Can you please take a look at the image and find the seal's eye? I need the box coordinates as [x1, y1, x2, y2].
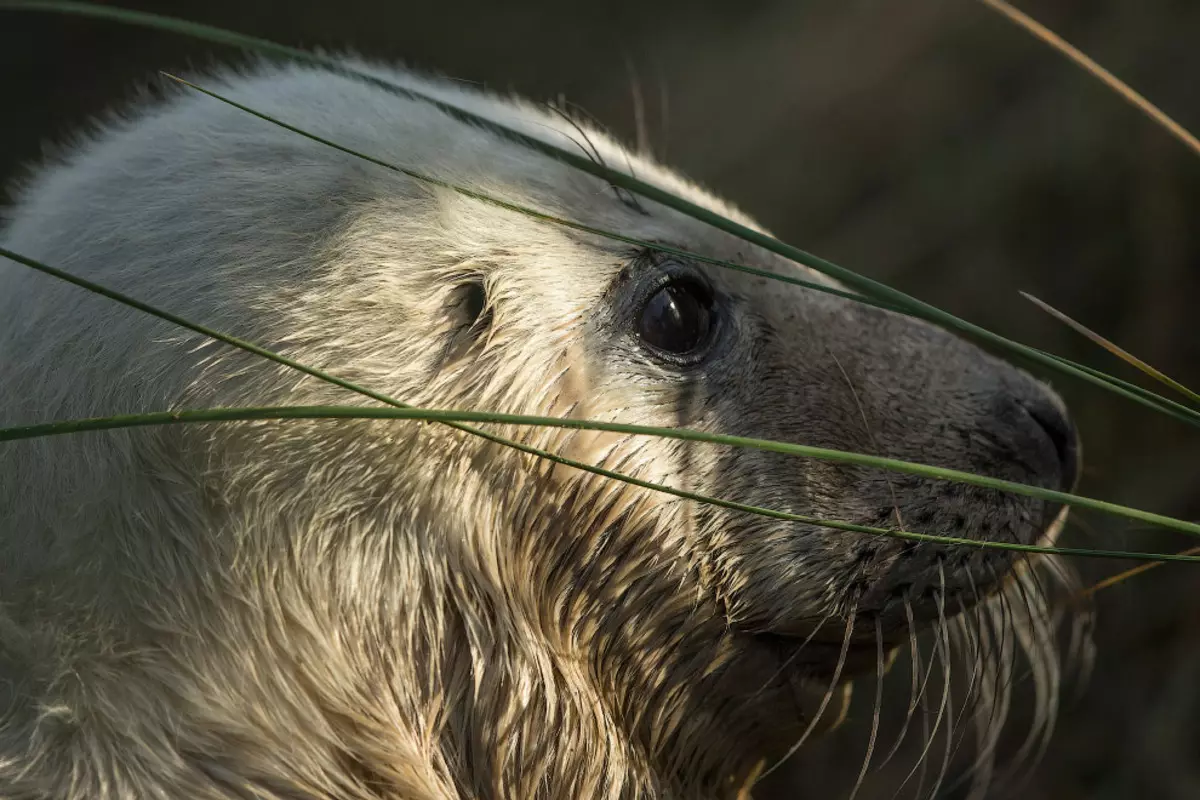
[638, 278, 716, 358]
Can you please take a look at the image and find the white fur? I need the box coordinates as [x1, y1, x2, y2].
[0, 59, 1078, 799]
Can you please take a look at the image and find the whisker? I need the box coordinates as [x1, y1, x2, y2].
[756, 604, 858, 782]
[655, 65, 671, 160]
[891, 592, 951, 799]
[543, 101, 646, 213]
[958, 566, 1019, 798]
[1044, 555, 1097, 693]
[944, 597, 985, 772]
[963, 569, 998, 669]
[968, 571, 1011, 764]
[1067, 609, 1097, 699]
[946, 602, 1000, 799]
[994, 567, 1062, 795]
[925, 569, 955, 800]
[877, 597, 922, 770]
[749, 607, 840, 701]
[954, 594, 985, 710]
[846, 618, 887, 800]
[622, 55, 651, 156]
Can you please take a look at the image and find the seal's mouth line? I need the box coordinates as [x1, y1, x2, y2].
[748, 510, 1070, 666]
[748, 508, 1070, 689]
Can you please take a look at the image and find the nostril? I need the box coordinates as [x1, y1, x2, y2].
[1021, 397, 1080, 491]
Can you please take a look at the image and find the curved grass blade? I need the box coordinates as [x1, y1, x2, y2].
[161, 73, 1200, 433]
[157, 74, 873, 310]
[10, 402, 1181, 566]
[4, 405, 1200, 565]
[4, 236, 1198, 540]
[15, 243, 1190, 563]
[1035, 349, 1200, 422]
[5, 403, 1200, 543]
[977, 0, 1200, 160]
[1023, 292, 1200, 406]
[3, 5, 1199, 563]
[1075, 545, 1200, 601]
[0, 1, 1195, 429]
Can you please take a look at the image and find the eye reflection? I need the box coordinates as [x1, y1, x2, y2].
[637, 279, 715, 357]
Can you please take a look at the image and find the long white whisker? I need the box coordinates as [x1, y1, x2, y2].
[847, 618, 887, 800]
[757, 605, 858, 782]
[878, 597, 923, 771]
[750, 607, 840, 701]
[944, 596, 985, 771]
[995, 564, 1062, 795]
[960, 566, 1018, 800]
[891, 589, 951, 799]
[926, 572, 956, 800]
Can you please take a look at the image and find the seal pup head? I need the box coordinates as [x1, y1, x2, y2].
[0, 59, 1087, 799]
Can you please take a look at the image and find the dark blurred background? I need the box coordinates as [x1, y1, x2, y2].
[2, 0, 1198, 797]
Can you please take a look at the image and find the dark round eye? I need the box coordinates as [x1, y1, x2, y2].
[637, 279, 716, 358]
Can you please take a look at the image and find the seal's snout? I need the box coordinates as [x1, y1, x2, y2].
[1018, 391, 1080, 492]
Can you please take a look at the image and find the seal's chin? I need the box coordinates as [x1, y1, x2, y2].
[754, 508, 1072, 684]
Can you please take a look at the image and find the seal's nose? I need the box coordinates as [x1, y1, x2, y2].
[1020, 395, 1080, 491]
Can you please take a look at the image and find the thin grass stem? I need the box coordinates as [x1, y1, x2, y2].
[5, 404, 1200, 545]
[0, 1, 1194, 428]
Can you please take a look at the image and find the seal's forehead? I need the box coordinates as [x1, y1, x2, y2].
[235, 61, 832, 293]
[334, 64, 772, 243]
[346, 62, 767, 233]
[422, 92, 840, 292]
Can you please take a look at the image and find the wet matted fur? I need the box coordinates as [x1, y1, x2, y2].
[0, 61, 1090, 799]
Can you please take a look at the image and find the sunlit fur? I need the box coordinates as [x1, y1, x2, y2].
[0, 60, 1090, 799]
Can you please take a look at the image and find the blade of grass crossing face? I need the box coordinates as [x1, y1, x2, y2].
[156, 75, 875, 309]
[160, 73, 1200, 430]
[175, 74, 1200, 434]
[4, 3, 1200, 570]
[0, 1, 1195, 427]
[2, 243, 1197, 537]
[4, 405, 1200, 564]
[159, 75, 1200, 433]
[4, 402, 1200, 542]
[4, 244, 1162, 565]
[1, 403, 1159, 564]
[164, 70, 1200, 431]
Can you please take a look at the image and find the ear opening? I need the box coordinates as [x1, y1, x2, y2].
[441, 277, 491, 364]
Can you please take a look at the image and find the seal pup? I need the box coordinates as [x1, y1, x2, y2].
[0, 60, 1083, 799]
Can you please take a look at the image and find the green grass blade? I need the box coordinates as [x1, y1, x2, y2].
[1023, 291, 1200, 406]
[1, 1, 1196, 429]
[5, 3, 1199, 571]
[0, 243, 1129, 520]
[1035, 349, 1200, 417]
[163, 74, 1200, 433]
[8, 406, 1188, 564]
[4, 403, 1200, 542]
[159, 74, 873, 308]
[6, 243, 1149, 564]
[2, 238, 1194, 538]
[3, 405, 1200, 564]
